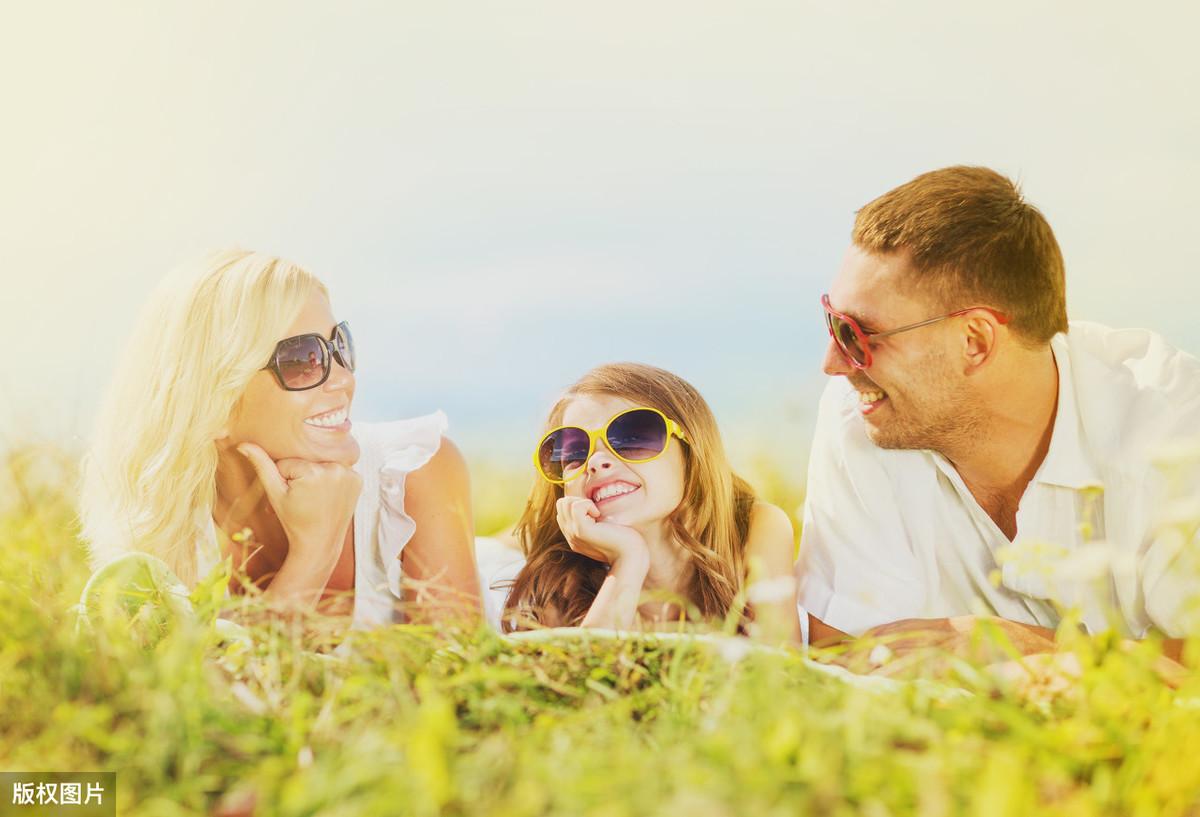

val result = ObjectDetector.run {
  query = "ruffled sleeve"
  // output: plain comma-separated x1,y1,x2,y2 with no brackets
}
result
373,411,450,600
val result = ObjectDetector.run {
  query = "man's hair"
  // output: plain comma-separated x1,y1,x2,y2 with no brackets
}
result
853,166,1067,344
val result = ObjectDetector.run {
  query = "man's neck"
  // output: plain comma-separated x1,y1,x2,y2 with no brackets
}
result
939,345,1059,535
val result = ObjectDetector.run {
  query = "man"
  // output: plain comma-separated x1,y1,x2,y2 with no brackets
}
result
798,165,1200,659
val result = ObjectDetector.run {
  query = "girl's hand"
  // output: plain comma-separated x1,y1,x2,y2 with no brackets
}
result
555,496,649,567
238,442,362,569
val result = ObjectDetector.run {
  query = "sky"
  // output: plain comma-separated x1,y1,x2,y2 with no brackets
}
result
2,2,1198,482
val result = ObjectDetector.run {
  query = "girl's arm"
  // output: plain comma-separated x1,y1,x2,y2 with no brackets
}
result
580,553,650,630
400,437,484,625
744,501,804,645
555,496,652,630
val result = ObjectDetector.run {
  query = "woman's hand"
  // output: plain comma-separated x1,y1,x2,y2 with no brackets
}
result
555,496,649,567
238,442,362,571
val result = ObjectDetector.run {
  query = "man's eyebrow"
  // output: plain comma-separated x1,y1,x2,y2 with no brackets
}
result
844,309,879,331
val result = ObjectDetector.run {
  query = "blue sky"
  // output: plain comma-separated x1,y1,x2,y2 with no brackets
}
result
3,2,1198,479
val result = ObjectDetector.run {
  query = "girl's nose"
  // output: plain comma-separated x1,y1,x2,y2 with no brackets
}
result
587,446,617,473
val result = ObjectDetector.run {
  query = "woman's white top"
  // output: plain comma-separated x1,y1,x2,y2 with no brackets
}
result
196,411,450,630
350,411,450,629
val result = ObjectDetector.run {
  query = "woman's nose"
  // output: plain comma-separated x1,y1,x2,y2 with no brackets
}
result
324,355,355,391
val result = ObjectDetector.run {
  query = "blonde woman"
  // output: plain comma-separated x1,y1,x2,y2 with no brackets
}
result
498,363,806,644
80,250,482,628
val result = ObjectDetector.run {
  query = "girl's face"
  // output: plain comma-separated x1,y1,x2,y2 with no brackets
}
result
222,292,360,466
560,394,686,531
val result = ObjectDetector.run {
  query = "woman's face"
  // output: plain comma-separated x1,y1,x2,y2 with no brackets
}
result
223,292,360,466
560,394,686,530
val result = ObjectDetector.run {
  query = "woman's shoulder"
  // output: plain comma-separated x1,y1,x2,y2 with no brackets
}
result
355,410,447,457
353,410,449,478
404,434,469,502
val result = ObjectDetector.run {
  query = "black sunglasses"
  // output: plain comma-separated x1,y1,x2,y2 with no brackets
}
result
263,321,356,391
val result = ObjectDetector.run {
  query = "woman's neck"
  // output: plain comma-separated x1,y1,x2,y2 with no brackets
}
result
213,444,286,561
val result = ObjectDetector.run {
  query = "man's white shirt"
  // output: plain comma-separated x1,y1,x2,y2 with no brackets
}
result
798,321,1200,637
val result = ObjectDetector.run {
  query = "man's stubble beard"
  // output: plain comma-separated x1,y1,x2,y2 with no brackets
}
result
865,357,985,456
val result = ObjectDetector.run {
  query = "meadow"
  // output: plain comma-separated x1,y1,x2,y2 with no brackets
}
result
2,443,1199,817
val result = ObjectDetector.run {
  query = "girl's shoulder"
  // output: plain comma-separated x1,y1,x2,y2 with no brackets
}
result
745,501,797,560
749,500,793,529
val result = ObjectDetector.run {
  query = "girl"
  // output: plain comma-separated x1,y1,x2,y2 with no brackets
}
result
499,363,803,643
80,250,482,628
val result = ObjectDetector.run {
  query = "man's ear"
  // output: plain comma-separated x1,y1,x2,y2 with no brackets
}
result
961,314,999,374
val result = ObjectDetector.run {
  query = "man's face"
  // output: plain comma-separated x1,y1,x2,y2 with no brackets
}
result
822,245,980,451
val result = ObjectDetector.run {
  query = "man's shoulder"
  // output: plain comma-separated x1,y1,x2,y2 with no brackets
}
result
1066,321,1200,402
1064,321,1200,457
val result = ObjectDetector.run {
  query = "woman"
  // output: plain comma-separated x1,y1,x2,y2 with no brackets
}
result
80,250,481,628
498,363,803,644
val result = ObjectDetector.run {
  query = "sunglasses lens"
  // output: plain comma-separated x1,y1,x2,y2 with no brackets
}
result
334,322,356,372
830,315,867,366
606,409,668,462
274,334,328,390
538,427,591,482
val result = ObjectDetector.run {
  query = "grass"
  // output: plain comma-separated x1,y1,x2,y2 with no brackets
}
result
3,445,1200,816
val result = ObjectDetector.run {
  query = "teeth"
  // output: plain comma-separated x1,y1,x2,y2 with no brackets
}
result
594,482,638,502
859,390,886,404
305,407,348,428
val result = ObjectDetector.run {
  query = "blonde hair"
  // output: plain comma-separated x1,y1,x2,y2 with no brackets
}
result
79,250,327,586
503,363,757,631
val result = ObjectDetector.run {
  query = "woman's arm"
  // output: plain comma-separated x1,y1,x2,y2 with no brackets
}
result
234,444,361,612
744,502,803,645
400,437,484,625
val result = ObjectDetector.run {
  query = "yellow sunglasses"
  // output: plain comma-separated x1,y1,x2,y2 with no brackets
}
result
533,406,689,485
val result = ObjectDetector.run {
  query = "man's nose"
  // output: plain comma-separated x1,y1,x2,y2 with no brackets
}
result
821,337,854,377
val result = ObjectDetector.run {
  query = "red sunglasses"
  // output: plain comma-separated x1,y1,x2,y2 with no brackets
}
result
821,294,1009,369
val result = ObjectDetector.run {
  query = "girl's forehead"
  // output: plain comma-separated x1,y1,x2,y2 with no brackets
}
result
561,394,639,428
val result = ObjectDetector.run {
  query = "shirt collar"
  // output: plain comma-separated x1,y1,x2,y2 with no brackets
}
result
1035,333,1103,490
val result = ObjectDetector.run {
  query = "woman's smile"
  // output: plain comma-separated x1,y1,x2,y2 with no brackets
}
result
304,405,351,431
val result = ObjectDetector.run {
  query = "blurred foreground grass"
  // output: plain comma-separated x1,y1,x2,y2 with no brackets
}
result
3,445,1200,816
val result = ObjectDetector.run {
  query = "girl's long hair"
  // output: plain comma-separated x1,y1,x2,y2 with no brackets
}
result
502,363,756,631
79,250,326,586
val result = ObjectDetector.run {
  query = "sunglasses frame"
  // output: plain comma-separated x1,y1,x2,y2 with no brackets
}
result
533,406,689,485
821,294,1009,370
263,320,356,391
